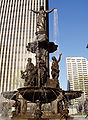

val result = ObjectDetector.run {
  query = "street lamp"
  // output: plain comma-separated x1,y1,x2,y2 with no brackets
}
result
86,44,88,48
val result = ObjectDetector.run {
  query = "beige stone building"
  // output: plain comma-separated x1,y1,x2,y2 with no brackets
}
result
66,57,88,108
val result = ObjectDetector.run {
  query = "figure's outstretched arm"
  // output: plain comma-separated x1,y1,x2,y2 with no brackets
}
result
30,9,39,14
45,8,56,13
57,53,62,63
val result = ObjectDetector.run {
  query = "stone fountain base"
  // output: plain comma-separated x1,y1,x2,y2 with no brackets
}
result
11,112,70,120
12,117,67,120
12,116,73,120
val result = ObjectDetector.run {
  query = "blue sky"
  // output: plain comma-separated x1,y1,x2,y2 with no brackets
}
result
49,0,88,90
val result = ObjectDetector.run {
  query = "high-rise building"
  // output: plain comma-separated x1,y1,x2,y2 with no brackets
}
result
66,57,88,107
0,0,48,92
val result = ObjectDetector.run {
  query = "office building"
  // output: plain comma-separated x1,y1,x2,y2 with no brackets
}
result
0,0,48,92
66,57,88,107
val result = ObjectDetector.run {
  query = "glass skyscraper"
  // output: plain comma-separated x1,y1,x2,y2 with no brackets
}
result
0,0,48,92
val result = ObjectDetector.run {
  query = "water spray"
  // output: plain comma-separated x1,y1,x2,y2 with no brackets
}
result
54,9,60,58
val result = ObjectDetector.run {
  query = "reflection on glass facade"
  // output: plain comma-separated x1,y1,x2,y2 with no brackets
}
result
0,0,48,92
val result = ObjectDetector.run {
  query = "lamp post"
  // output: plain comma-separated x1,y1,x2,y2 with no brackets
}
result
86,44,88,48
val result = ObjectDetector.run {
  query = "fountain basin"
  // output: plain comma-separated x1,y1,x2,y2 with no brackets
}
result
64,90,83,100
26,41,58,53
18,86,60,103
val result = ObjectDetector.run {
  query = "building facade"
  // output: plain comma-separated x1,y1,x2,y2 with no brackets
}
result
66,57,88,107
0,0,48,92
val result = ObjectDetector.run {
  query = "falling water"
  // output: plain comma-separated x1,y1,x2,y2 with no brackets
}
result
54,9,60,58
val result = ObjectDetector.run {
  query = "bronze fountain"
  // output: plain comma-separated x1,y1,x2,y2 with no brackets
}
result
2,6,82,120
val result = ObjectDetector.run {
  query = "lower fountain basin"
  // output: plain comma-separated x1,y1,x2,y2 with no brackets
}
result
18,86,60,103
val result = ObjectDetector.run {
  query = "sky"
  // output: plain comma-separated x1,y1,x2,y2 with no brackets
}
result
49,0,88,90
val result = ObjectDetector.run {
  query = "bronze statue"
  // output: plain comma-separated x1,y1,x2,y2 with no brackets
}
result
31,6,55,32
21,58,34,75
12,100,21,117
35,100,42,119
39,59,47,86
25,58,34,73
51,53,62,79
29,66,38,86
21,58,35,86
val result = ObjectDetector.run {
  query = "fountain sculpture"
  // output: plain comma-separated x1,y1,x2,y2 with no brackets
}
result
2,6,82,120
